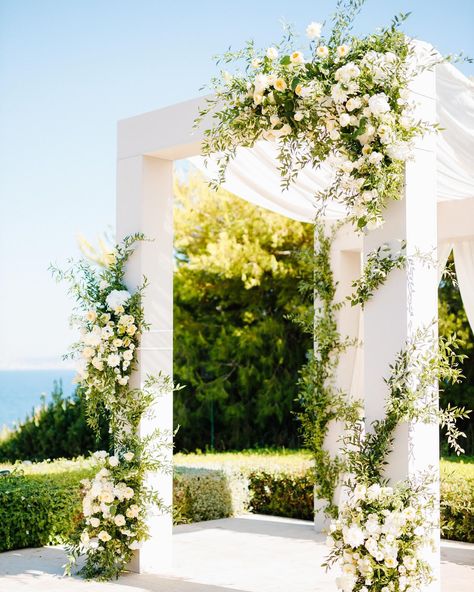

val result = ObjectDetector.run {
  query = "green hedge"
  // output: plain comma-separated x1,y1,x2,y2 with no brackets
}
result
174,467,249,524
0,468,94,551
0,460,472,552
248,470,314,520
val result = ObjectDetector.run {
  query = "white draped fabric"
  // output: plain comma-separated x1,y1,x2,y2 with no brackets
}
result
454,241,474,332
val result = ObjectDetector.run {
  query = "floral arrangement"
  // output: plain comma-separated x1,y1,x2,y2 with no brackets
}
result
198,2,437,231
53,234,172,580
326,481,435,592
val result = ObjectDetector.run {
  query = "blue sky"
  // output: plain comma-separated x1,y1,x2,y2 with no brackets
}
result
1,0,473,370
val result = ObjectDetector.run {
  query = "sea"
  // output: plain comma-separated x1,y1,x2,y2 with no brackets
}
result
0,369,76,429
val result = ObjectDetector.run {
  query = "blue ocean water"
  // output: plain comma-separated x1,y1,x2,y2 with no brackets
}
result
0,370,76,428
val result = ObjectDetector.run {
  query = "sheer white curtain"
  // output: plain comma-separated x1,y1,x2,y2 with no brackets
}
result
438,241,453,283
453,241,474,332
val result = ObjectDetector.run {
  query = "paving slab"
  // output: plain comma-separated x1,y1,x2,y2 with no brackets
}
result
0,515,472,592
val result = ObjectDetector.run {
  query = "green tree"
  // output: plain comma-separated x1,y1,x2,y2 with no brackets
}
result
439,255,474,455
173,173,313,451
0,382,109,462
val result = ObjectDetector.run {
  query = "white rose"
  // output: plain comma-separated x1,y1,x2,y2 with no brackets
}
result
253,74,269,93
343,524,365,548
251,58,262,68
107,353,120,368
123,350,134,361
316,46,329,59
339,113,351,127
123,487,134,499
124,451,134,462
290,51,304,64
106,289,131,311
337,44,350,58
126,504,140,519
114,514,126,527
294,111,304,122
118,376,129,386
98,530,111,542
336,575,356,592
346,97,362,112
368,151,383,165
90,517,100,528
82,346,95,359
329,129,341,141
266,47,278,60
306,21,322,39
274,78,287,92
368,93,391,116
80,530,89,545
91,357,104,371
108,455,119,467
386,141,412,161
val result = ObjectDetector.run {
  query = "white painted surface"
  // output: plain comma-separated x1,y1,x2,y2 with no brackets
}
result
116,155,174,572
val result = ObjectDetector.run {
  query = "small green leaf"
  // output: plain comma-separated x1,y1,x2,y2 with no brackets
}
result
280,55,291,66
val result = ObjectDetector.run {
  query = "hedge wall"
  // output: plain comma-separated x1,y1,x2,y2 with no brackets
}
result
0,462,472,552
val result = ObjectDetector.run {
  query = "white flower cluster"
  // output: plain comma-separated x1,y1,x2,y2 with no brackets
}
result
79,451,142,556
76,285,138,389
209,20,428,230
327,482,434,592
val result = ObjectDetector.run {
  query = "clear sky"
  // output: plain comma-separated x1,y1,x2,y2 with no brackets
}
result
1,0,473,370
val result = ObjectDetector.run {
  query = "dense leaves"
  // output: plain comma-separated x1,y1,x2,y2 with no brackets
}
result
173,173,313,450
0,383,109,462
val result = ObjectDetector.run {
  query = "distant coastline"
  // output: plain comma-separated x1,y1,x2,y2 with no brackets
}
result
0,369,76,428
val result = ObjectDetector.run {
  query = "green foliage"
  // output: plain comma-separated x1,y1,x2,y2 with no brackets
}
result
173,174,313,451
439,254,474,455
173,466,249,524
0,382,109,462
0,466,94,551
249,471,314,520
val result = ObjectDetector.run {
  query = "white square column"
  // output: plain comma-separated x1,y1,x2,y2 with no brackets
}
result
116,155,174,573
363,68,439,590
314,225,362,531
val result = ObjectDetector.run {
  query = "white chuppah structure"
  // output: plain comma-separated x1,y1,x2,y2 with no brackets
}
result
116,57,474,587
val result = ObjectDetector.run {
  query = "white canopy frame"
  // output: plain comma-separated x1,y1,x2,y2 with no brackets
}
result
116,64,474,590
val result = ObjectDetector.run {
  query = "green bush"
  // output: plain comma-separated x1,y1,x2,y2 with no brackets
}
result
0,383,109,462
0,466,94,551
440,460,474,543
173,466,249,524
249,471,314,520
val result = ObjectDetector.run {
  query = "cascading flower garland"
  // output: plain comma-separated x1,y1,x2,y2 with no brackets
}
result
197,2,469,591
197,2,438,232
52,234,172,580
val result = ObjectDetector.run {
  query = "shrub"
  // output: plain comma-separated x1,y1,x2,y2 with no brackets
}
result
173,466,249,524
0,383,109,462
0,465,94,551
249,470,314,520
440,460,474,543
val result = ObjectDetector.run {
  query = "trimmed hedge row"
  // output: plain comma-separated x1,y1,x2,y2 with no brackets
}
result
0,462,472,552
0,468,94,552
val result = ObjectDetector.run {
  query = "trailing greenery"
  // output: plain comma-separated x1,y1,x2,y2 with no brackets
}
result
0,383,109,462
349,240,406,307
296,221,360,518
53,235,174,581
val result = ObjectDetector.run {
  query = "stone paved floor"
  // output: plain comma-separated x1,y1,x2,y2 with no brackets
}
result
0,515,472,591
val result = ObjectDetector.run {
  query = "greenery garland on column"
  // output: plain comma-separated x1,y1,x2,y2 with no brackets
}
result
52,235,173,580
198,1,470,591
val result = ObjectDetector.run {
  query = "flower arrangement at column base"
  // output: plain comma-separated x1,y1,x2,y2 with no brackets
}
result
325,480,436,592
